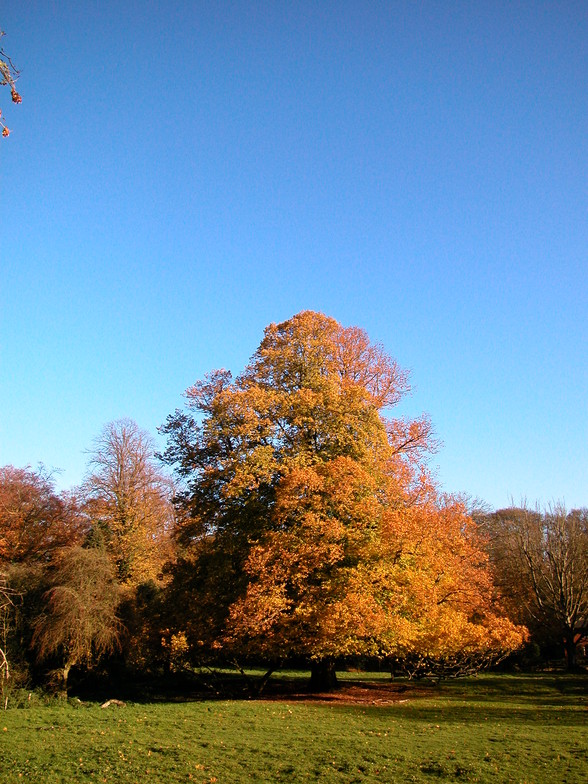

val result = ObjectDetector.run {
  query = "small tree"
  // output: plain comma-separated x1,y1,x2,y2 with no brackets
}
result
0,574,17,708
32,546,121,695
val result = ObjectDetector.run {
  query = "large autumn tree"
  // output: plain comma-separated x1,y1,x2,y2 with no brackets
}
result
163,311,524,688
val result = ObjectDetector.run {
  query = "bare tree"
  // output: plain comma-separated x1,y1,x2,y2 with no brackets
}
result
83,419,175,585
482,504,588,670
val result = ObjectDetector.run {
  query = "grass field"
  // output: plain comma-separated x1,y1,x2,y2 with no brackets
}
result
0,673,586,783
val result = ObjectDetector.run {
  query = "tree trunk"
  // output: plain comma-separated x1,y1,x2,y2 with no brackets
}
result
310,659,338,692
564,634,578,672
60,662,72,698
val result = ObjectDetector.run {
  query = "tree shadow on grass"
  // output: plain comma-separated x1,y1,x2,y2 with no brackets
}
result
371,701,588,728
72,670,587,725
431,674,588,708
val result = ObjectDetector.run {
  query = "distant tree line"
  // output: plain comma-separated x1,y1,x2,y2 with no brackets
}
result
478,504,587,670
0,313,585,703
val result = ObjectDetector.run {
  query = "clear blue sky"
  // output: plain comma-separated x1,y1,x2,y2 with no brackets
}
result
1,1,586,510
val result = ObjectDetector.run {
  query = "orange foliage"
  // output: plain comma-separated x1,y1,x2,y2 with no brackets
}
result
226,468,525,664
0,466,82,564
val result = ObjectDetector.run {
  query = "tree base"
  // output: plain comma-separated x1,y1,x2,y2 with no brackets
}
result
564,637,578,672
310,660,338,692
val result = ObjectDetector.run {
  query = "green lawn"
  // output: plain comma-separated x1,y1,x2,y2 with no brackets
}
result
0,673,586,783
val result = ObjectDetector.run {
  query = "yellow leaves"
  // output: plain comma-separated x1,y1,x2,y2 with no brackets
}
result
274,459,382,542
220,444,276,499
161,631,190,670
255,311,410,411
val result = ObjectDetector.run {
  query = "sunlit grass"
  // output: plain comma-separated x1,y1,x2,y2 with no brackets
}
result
0,673,585,782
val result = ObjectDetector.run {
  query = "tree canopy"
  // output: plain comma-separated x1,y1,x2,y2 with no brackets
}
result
0,466,82,564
